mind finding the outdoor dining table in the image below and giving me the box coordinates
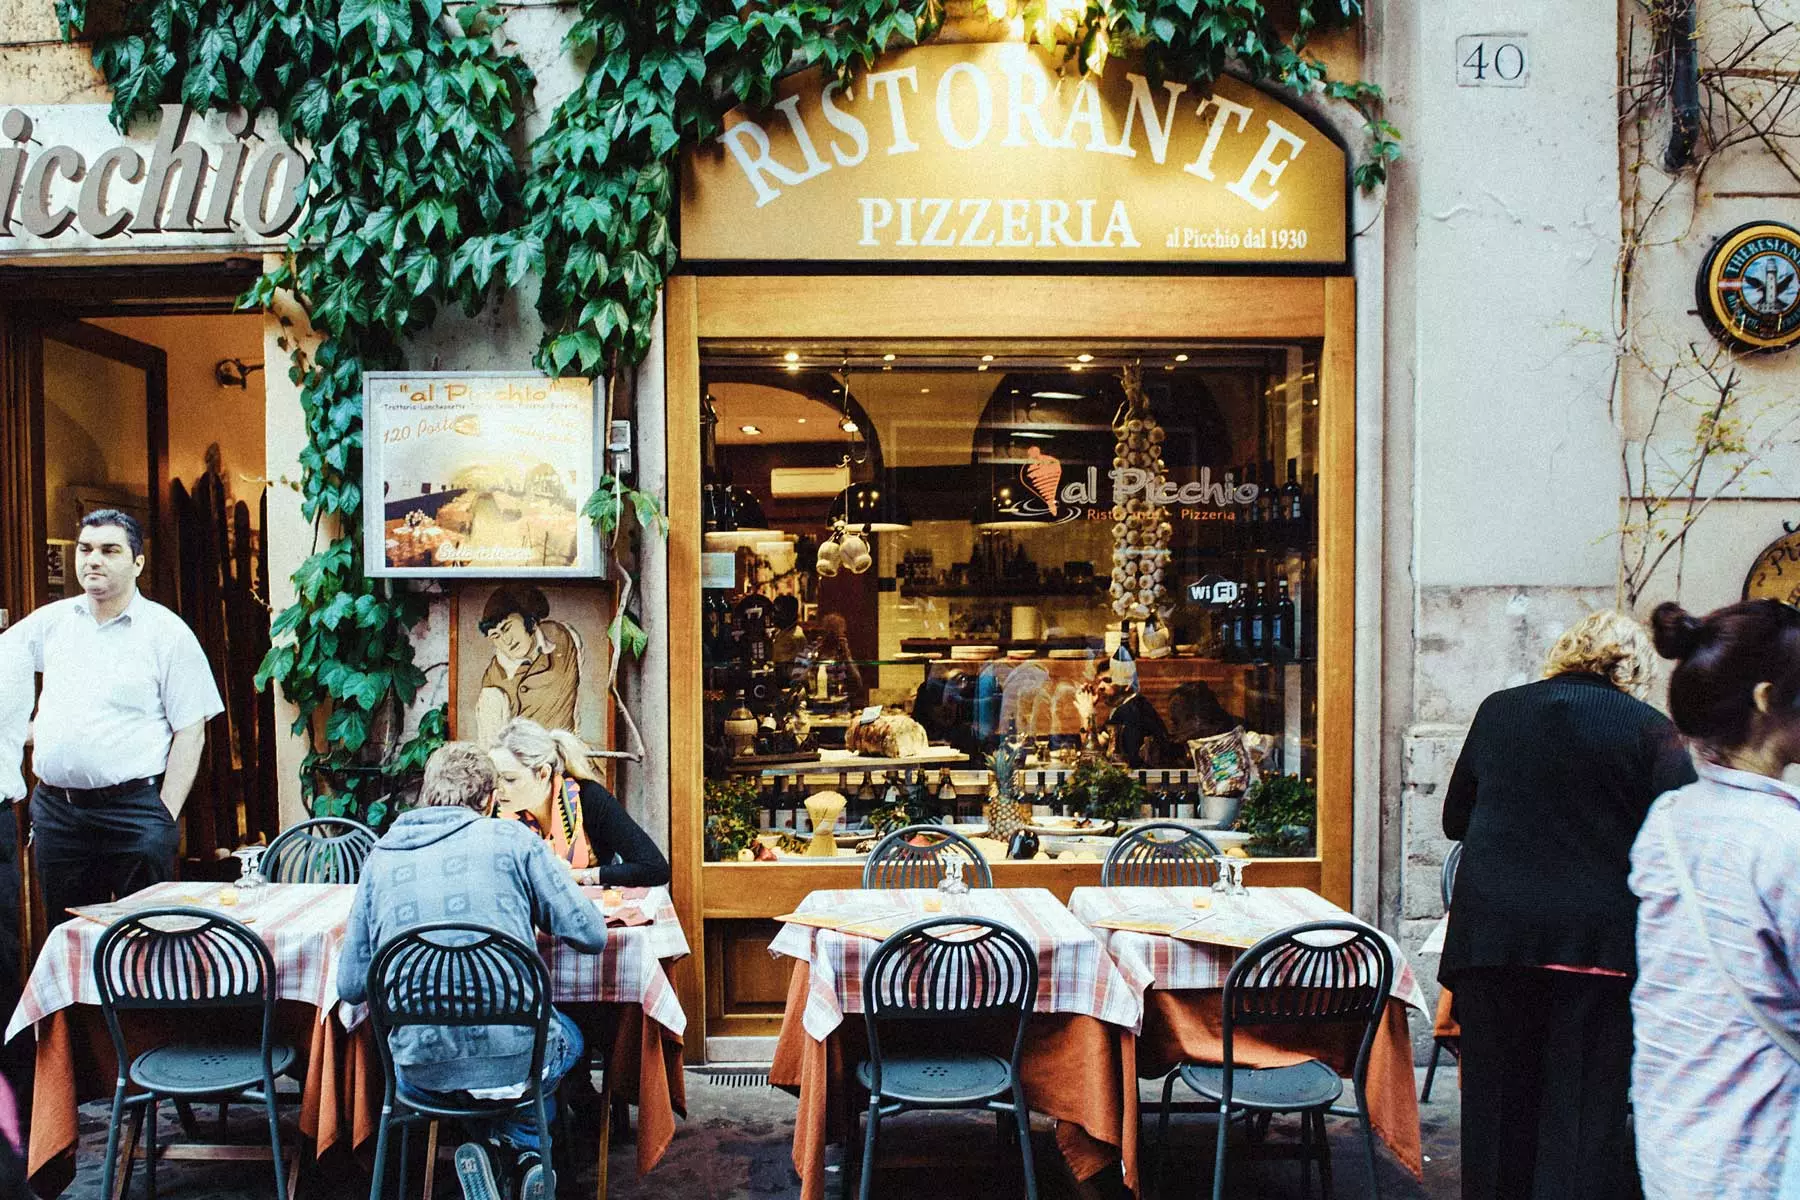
[7,878,692,1197]
[767,887,1147,1200]
[1065,885,1432,1180]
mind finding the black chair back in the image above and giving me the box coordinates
[92,907,280,1072]
[1220,920,1394,1093]
[1101,822,1221,887]
[366,923,551,1095]
[1441,842,1463,911]
[860,916,1038,1097]
[261,817,377,885]
[863,825,994,889]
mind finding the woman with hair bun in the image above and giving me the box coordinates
[1440,609,1695,1200]
[1632,599,1800,1199]
[488,717,670,887]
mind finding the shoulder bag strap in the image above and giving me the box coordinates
[1658,812,1800,1065]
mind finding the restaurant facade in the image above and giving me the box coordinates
[1,0,1789,1063]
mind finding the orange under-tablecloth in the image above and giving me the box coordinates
[770,963,1140,1200]
[1133,989,1424,1180]
[28,1000,351,1198]
[28,1000,684,1197]
[1433,987,1460,1041]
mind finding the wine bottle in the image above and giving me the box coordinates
[1249,578,1270,663]
[1157,771,1174,819]
[1054,770,1070,817]
[1274,578,1296,661]
[1222,467,1240,555]
[1223,584,1247,664]
[1179,771,1201,820]
[1256,460,1277,548]
[937,768,958,817]
[1282,457,1304,548]
[1243,461,1263,550]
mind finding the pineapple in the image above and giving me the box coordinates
[983,740,1030,842]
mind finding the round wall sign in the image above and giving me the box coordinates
[1743,526,1800,605]
[1698,221,1800,352]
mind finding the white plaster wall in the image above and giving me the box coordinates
[1408,2,1623,590]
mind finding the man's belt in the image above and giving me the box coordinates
[37,777,164,808]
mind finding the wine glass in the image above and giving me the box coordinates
[231,845,269,891]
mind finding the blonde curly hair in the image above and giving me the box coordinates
[1542,610,1656,697]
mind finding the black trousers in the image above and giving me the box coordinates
[1455,967,1641,1200]
[29,781,180,929]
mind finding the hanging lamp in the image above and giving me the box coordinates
[825,352,911,531]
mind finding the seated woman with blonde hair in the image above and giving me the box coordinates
[488,717,670,887]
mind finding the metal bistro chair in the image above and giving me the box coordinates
[1101,822,1222,888]
[862,825,994,890]
[94,907,296,1200]
[855,916,1040,1200]
[366,924,556,1200]
[1157,920,1395,1200]
[260,817,378,885]
[1420,842,1463,1103]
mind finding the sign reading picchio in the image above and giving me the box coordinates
[0,104,307,255]
[679,43,1347,265]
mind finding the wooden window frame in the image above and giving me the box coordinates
[664,274,1355,1054]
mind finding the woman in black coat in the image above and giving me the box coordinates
[1441,610,1694,1200]
[488,717,671,888]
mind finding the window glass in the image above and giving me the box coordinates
[700,346,1320,862]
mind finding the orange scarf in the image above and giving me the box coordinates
[510,772,594,869]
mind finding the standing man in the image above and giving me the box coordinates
[0,510,223,928]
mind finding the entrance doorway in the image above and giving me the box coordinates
[0,262,279,936]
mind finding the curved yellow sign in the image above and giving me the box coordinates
[679,42,1346,266]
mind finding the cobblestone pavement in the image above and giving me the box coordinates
[51,1068,1461,1199]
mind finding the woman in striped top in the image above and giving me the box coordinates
[1632,599,1800,1199]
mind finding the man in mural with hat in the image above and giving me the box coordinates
[475,584,585,747]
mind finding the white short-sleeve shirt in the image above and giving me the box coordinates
[0,591,224,796]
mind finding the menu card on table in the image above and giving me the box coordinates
[777,900,921,941]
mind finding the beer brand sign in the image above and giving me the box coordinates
[0,104,306,256]
[679,43,1346,266]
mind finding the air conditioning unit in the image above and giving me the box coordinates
[769,465,851,498]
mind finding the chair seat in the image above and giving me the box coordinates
[394,1079,542,1120]
[1176,1058,1344,1112]
[855,1051,1014,1106]
[129,1042,296,1097]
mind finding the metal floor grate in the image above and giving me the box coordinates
[690,1068,772,1089]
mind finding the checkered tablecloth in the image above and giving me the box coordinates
[10,882,692,1043]
[7,881,357,1042]
[548,885,690,1036]
[337,884,691,1037]
[1065,886,1428,1031]
[768,887,1144,1042]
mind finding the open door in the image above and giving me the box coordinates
[30,321,171,605]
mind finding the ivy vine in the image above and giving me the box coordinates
[58,0,1393,821]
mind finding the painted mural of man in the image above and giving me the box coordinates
[475,585,585,748]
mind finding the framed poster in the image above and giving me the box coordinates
[450,584,613,752]
[363,371,602,577]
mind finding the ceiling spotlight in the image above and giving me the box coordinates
[1174,353,1190,362]
[1076,352,1093,363]
[882,353,896,361]
[740,424,762,435]
[796,417,807,424]
[783,350,799,362]
[920,387,931,393]
[1032,391,1083,400]
[978,365,990,372]
[840,418,858,433]
[785,363,800,372]
[980,354,994,362]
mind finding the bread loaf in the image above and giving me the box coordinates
[846,710,930,758]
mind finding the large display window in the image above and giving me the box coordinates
[698,344,1321,863]
[664,273,1355,1045]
